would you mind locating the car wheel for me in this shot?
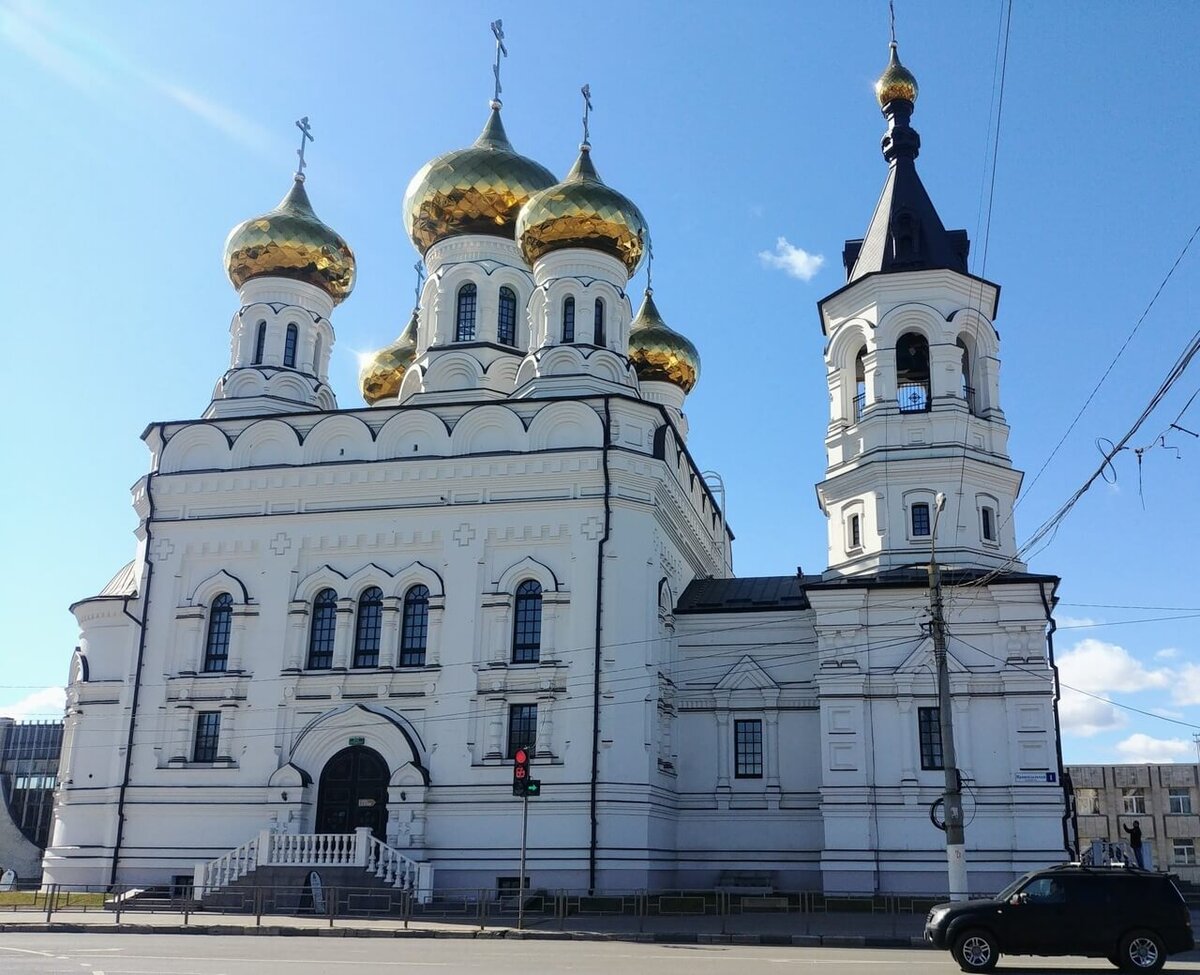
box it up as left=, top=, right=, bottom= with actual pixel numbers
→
left=1117, top=930, right=1166, bottom=972
left=952, top=929, right=999, bottom=973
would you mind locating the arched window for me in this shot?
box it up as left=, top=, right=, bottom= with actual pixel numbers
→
left=284, top=323, right=298, bottom=367
left=512, top=580, right=543, bottom=664
left=593, top=298, right=606, bottom=346
left=307, top=588, right=338, bottom=669
left=313, top=334, right=323, bottom=375
left=202, top=592, right=233, bottom=672
left=853, top=347, right=867, bottom=420
left=562, top=296, right=575, bottom=343
left=399, top=585, right=430, bottom=667
left=895, top=332, right=930, bottom=412
left=253, top=321, right=266, bottom=365
left=911, top=502, right=931, bottom=537
left=956, top=338, right=974, bottom=414
left=849, top=513, right=862, bottom=550
left=497, top=286, right=517, bottom=346
left=353, top=586, right=383, bottom=668
left=455, top=283, right=477, bottom=342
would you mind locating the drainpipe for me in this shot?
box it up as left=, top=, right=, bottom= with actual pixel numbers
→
left=110, top=429, right=160, bottom=887
left=1039, top=581, right=1074, bottom=859
left=588, top=398, right=612, bottom=894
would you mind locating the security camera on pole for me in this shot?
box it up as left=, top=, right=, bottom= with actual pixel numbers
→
left=928, top=491, right=968, bottom=901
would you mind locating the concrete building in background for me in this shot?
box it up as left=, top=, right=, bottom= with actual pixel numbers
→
left=0, top=719, right=63, bottom=882
left=44, top=40, right=1068, bottom=897
left=1068, top=763, right=1200, bottom=881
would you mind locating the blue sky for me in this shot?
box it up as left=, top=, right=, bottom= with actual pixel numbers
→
left=1, top=1, right=1198, bottom=765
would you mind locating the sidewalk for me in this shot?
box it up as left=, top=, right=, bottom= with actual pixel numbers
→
left=0, top=906, right=929, bottom=948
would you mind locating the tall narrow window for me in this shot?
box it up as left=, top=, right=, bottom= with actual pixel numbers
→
left=849, top=513, right=862, bottom=549
left=307, top=588, right=338, bottom=669
left=895, top=332, right=930, bottom=412
left=957, top=338, right=975, bottom=413
left=399, top=585, right=430, bottom=667
left=455, top=283, right=477, bottom=341
left=593, top=298, right=606, bottom=346
left=507, top=703, right=538, bottom=758
left=918, top=706, right=943, bottom=770
left=353, top=586, right=383, bottom=668
left=193, top=712, right=221, bottom=763
left=734, top=719, right=764, bottom=778
left=202, top=593, right=233, bottom=673
left=253, top=321, right=266, bottom=365
left=853, top=347, right=867, bottom=419
left=497, top=286, right=517, bottom=346
left=911, top=502, right=931, bottom=537
left=512, top=580, right=543, bottom=664
left=562, top=296, right=575, bottom=343
left=981, top=506, right=996, bottom=542
left=313, top=334, right=323, bottom=375
left=284, top=323, right=298, bottom=367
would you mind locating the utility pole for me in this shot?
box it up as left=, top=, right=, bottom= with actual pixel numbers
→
left=928, top=491, right=968, bottom=901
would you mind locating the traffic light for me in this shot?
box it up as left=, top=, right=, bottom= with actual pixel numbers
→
left=524, top=778, right=541, bottom=797
left=512, top=747, right=530, bottom=797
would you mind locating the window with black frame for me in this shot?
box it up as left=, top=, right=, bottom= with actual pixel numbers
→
left=734, top=719, right=764, bottom=778
left=507, top=703, right=537, bottom=758
left=202, top=593, right=233, bottom=672
left=353, top=586, right=383, bottom=668
left=562, top=296, right=575, bottom=343
left=283, top=323, right=298, bottom=367
left=253, top=321, right=266, bottom=364
left=911, top=502, right=931, bottom=537
left=497, top=286, right=517, bottom=346
left=455, top=283, right=477, bottom=341
left=307, top=587, right=337, bottom=669
left=593, top=298, right=606, bottom=346
left=512, top=580, right=542, bottom=663
left=918, top=706, right=943, bottom=770
left=399, top=585, right=430, bottom=667
left=193, top=712, right=221, bottom=763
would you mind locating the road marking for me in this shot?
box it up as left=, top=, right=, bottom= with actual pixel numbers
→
left=0, top=946, right=58, bottom=957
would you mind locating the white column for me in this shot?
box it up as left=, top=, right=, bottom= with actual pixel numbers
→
left=333, top=600, right=354, bottom=668
left=285, top=605, right=308, bottom=670
left=426, top=599, right=445, bottom=666
left=714, top=711, right=731, bottom=791
left=380, top=599, right=402, bottom=668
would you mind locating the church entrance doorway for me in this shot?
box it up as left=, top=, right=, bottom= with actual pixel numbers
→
left=315, top=746, right=388, bottom=840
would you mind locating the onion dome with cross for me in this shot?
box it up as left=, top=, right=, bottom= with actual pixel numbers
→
left=628, top=288, right=700, bottom=394
left=360, top=309, right=419, bottom=406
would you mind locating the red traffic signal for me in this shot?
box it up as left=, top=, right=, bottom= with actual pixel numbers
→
left=512, top=746, right=531, bottom=796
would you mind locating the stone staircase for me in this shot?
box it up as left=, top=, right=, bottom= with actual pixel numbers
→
left=193, top=827, right=433, bottom=908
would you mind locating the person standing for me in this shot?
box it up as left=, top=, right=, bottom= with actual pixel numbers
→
left=1123, top=820, right=1145, bottom=868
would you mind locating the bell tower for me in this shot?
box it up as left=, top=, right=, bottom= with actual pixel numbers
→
left=816, top=44, right=1023, bottom=577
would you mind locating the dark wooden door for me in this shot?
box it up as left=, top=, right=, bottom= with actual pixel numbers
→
left=315, top=746, right=388, bottom=840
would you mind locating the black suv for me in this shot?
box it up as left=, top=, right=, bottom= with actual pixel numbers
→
left=924, top=863, right=1194, bottom=971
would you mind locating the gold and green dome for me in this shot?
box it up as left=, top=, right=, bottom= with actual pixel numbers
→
left=628, top=289, right=700, bottom=394
left=875, top=42, right=918, bottom=107
left=224, top=177, right=356, bottom=305
left=403, top=104, right=556, bottom=255
left=360, top=310, right=419, bottom=406
left=516, top=145, right=647, bottom=275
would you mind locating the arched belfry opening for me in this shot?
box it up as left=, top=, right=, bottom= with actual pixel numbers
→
left=315, top=745, right=389, bottom=840
left=853, top=346, right=868, bottom=420
left=895, top=332, right=930, bottom=412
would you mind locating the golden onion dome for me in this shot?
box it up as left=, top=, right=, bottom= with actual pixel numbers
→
left=628, top=289, right=700, bottom=394
left=359, top=310, right=419, bottom=405
left=225, top=177, right=356, bottom=305
left=516, top=145, right=647, bottom=275
left=403, top=104, right=557, bottom=255
left=875, top=42, right=918, bottom=107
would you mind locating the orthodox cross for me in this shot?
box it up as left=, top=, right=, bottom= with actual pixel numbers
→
left=888, top=0, right=897, bottom=44
left=295, top=116, right=314, bottom=178
left=490, top=20, right=507, bottom=104
left=580, top=84, right=593, bottom=146
left=413, top=261, right=426, bottom=309
left=645, top=235, right=655, bottom=293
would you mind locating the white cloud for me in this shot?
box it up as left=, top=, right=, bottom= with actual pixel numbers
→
left=1171, top=663, right=1200, bottom=706
left=1155, top=647, right=1181, bottom=661
left=1058, top=615, right=1100, bottom=629
left=1114, top=734, right=1193, bottom=764
left=1058, top=690, right=1125, bottom=737
left=0, top=686, right=65, bottom=721
left=1056, top=639, right=1171, bottom=694
left=758, top=237, right=825, bottom=281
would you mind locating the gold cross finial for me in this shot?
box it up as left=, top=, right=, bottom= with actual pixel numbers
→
left=580, top=84, right=593, bottom=146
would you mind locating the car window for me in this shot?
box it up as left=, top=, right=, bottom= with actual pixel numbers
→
left=996, top=872, right=1037, bottom=901
left=1022, top=877, right=1066, bottom=904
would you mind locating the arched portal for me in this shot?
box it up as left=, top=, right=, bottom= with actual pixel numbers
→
left=315, top=746, right=389, bottom=840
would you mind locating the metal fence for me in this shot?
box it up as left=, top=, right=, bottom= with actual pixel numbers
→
left=2, top=883, right=946, bottom=931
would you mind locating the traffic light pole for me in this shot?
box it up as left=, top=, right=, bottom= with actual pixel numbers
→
left=929, top=493, right=967, bottom=901
left=517, top=789, right=529, bottom=930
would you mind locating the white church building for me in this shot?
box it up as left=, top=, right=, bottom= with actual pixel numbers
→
left=44, top=41, right=1069, bottom=897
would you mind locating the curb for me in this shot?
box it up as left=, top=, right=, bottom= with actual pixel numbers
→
left=0, top=921, right=932, bottom=948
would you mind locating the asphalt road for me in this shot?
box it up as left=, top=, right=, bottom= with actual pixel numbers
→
left=2, top=934, right=1200, bottom=975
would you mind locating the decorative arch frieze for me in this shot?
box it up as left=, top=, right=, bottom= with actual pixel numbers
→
left=230, top=419, right=303, bottom=468
left=450, top=404, right=527, bottom=455
left=301, top=414, right=375, bottom=464
left=375, top=409, right=451, bottom=458
left=188, top=568, right=251, bottom=606
left=160, top=424, right=232, bottom=473
left=527, top=401, right=604, bottom=450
